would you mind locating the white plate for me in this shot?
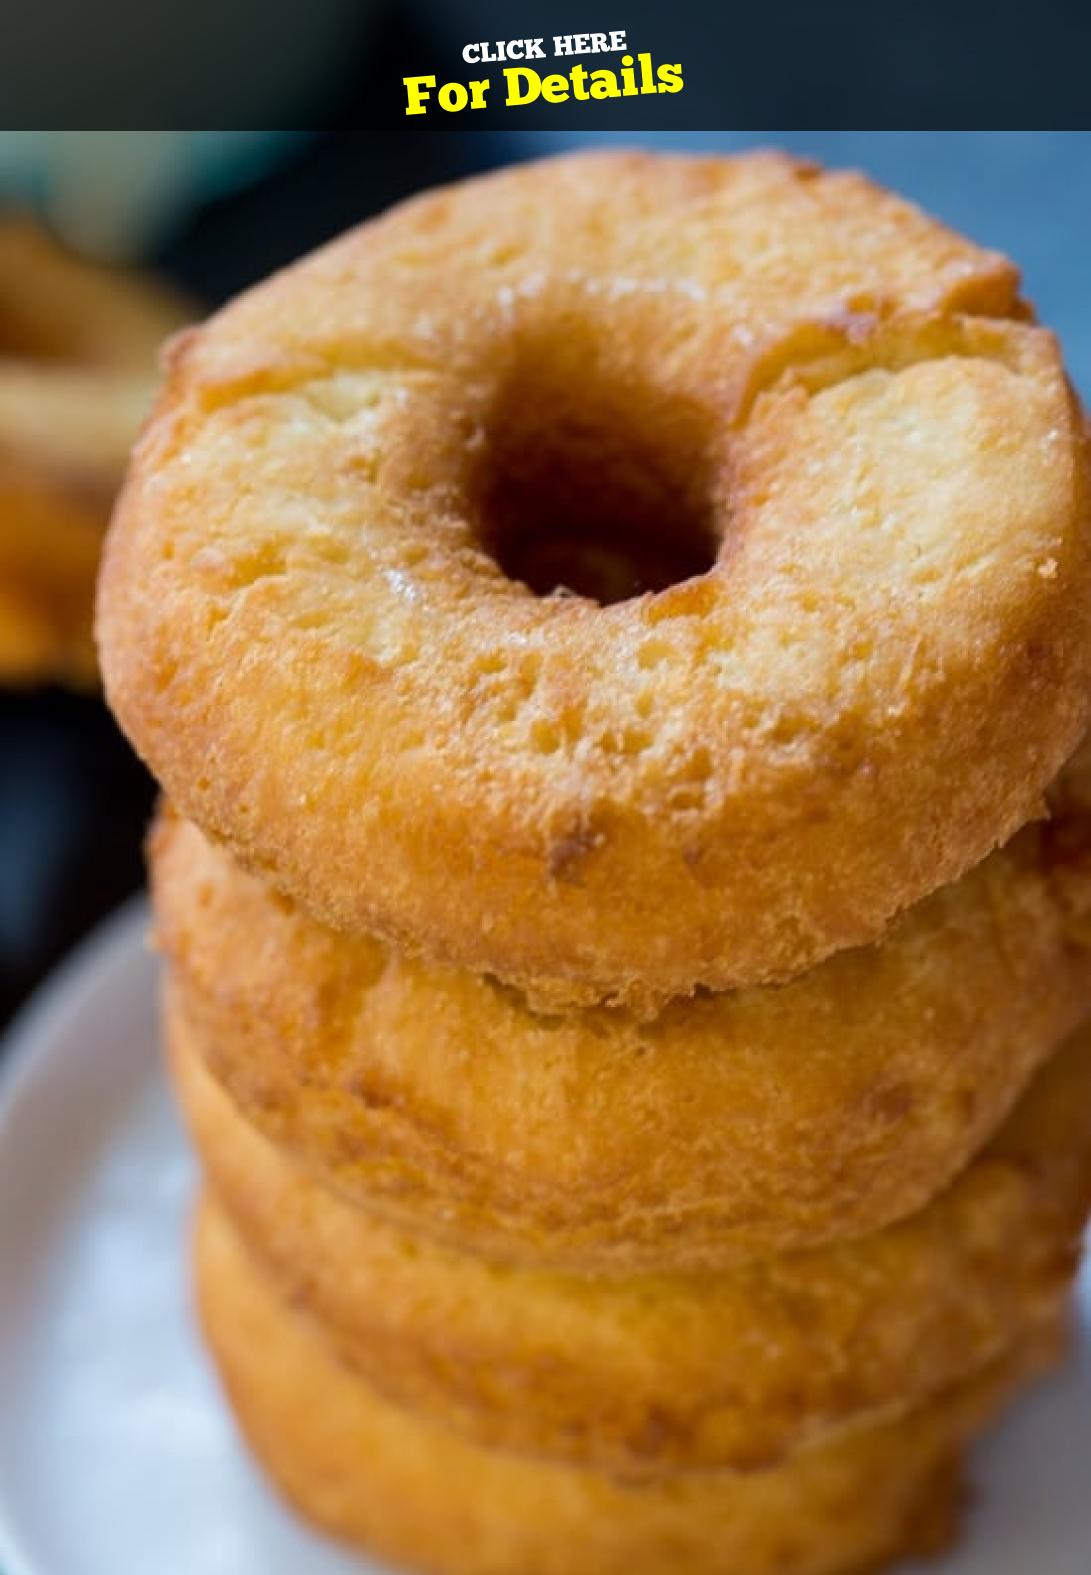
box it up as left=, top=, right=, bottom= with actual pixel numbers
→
left=0, top=902, right=1087, bottom=1575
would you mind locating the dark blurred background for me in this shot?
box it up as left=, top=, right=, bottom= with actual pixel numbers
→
left=1, top=120, right=1089, bottom=1027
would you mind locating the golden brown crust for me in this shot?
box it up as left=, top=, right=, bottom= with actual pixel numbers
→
left=0, top=218, right=190, bottom=687
left=195, top=1198, right=1063, bottom=1575
left=175, top=1018, right=1091, bottom=1476
left=100, top=150, right=1091, bottom=1006
left=151, top=739, right=1091, bottom=1271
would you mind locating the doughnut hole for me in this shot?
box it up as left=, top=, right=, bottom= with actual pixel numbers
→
left=471, top=348, right=723, bottom=607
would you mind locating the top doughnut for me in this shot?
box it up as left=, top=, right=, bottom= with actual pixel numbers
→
left=97, top=151, right=1091, bottom=1009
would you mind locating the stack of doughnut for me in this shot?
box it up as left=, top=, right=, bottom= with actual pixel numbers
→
left=0, top=218, right=188, bottom=687
left=97, top=151, right=1091, bottom=1575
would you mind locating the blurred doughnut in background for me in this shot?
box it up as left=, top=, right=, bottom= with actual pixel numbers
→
left=0, top=210, right=194, bottom=1027
left=0, top=217, right=192, bottom=687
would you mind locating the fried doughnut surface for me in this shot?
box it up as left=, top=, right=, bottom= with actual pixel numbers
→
left=101, top=151, right=1091, bottom=1005
left=195, top=1198, right=1062, bottom=1575
left=152, top=740, right=1091, bottom=1270
left=176, top=1017, right=1091, bottom=1476
left=0, top=219, right=188, bottom=686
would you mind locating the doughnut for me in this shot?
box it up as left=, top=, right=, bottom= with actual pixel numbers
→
left=175, top=1013, right=1091, bottom=1476
left=99, top=150, right=1091, bottom=1007
left=151, top=737, right=1091, bottom=1271
left=0, top=218, right=190, bottom=369
left=0, top=218, right=188, bottom=686
left=195, top=1198, right=1063, bottom=1575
